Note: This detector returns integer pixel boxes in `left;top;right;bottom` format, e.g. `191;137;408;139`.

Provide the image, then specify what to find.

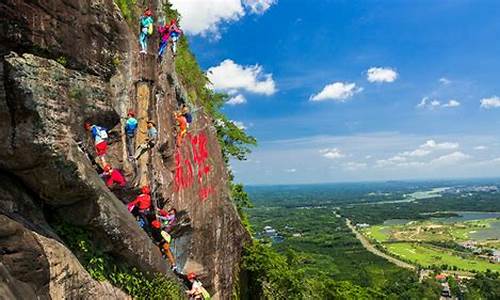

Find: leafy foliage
114;0;138;22
463;270;500;300
242;241;387;299
54;222;184;300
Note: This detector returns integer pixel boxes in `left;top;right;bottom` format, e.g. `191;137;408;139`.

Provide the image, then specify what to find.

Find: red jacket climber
128;185;152;211
101;164;126;188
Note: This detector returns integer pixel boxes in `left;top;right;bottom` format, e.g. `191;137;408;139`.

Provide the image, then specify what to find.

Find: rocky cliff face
0;1;248;299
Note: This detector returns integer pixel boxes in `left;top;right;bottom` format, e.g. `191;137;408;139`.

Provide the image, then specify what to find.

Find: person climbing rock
127;185;152;216
157;22;170;59
84;122;108;165
139;9;154;54
124;110;138;159
168;19;183;57
174;111;188;146
150;219;177;272
100;164;126;188
156;207;176;232
134;120;158;160
182;106;192;128
186;272;211;300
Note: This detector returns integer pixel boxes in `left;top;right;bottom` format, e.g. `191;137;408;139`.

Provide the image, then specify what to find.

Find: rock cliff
0;0;249;299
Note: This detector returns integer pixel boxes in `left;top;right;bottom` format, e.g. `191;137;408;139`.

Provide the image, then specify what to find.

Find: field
364;218;500;243
365;225;390;242
361;217;500;273
386;242;500;273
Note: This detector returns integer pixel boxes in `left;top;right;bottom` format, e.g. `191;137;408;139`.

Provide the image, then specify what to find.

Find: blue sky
171;0;500;184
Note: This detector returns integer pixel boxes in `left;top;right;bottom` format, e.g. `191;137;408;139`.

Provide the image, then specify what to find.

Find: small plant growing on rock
68;85;88;101
112;55;121;67
56;56;68;67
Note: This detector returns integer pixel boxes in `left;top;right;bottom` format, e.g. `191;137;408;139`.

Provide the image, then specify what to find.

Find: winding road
345;218;416;270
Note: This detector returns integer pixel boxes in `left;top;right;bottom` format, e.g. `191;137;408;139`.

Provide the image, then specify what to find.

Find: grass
386;242;500;273
364;225;390;242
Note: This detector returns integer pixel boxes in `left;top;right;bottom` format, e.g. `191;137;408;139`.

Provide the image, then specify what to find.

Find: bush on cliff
54;222;184;300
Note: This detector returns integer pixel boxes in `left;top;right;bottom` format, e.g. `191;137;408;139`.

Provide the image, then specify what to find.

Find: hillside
0;1;250;298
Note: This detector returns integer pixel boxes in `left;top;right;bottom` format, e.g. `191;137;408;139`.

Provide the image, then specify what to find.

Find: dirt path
345;218;416;270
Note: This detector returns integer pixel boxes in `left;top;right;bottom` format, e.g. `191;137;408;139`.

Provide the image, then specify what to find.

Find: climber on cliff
182;105;192;128
139;9;154;54
100;164;126;188
157;21;170;59
156;207;176;232
150;219;177;272
134;120;158;160
174;111;188;146
168;19;183;57
84;122;108;165
124;110;138;159
128;185;152;218
186;272;211;300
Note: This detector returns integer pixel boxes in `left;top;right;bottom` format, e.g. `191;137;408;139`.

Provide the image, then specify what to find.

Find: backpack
97;127;108;139
185;113;192;124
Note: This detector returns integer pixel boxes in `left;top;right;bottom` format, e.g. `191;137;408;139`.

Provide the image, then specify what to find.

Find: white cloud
208;59;276;96
480;96;500;109
284;168;296;173
474;145;487;150
430;151;471;165
442;100;460;108
310;82;363;102
243;0;277;14
320;148;345;159
439;77;451;85
226;94;247;105
421;140;459;150
401;148;431;157
366;67;398;83
417;97;460;109
231;120;247;130
343;162;367;171
170;0;276;37
170;0;244;36
377;140;460;168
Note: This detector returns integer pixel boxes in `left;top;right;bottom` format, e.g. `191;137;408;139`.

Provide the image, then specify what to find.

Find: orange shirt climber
175;112;188;146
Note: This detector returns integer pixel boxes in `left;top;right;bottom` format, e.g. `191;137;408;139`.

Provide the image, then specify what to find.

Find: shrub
53;222;184;299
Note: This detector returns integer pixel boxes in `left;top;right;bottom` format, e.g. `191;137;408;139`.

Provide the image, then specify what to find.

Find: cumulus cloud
320;148;345;159
474;145;487;150
284;168;297;173
208;59;276;96
401;148;431;157
376;140;460;168
170;0;276;37
231;120;247;130
243;0;277;14
430;151;470;165
366;67;398;83
480;96;500;109
421;140;459;150
226;94;247;105
442;100;461;108
417;97;460;109
439;77;451;85
310;82;363;102
170;0;244;36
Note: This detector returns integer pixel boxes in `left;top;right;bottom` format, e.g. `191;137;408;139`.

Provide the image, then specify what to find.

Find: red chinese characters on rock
174;133;214;201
